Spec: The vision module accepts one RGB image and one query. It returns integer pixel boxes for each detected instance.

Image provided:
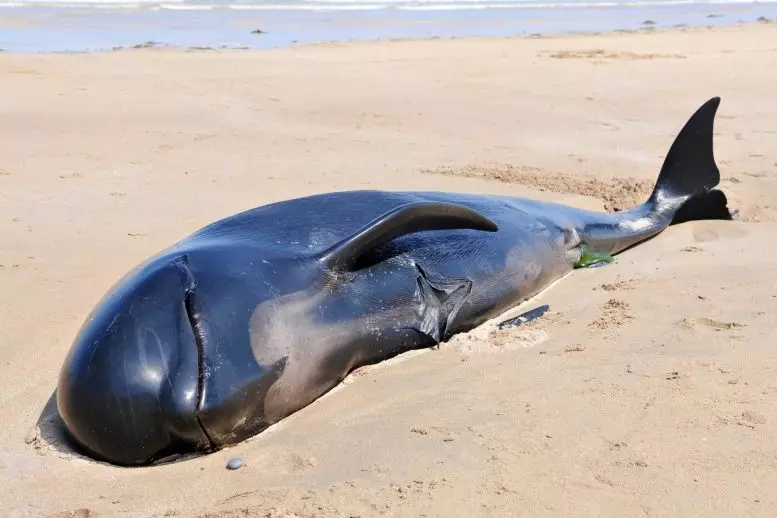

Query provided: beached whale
[55,97,732,466]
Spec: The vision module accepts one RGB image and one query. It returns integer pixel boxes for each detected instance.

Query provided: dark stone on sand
[497,304,551,330]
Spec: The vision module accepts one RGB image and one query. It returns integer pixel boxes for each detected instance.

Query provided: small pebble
[226,457,243,470]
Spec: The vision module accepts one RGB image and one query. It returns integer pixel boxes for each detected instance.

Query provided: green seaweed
[575,244,614,269]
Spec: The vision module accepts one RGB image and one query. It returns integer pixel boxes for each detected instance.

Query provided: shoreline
[0,1,775,53]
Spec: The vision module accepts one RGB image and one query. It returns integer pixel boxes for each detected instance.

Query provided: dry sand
[1,23,777,517]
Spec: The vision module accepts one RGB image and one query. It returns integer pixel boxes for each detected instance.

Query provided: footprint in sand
[694,317,746,330]
[691,220,748,242]
[593,279,639,292]
[674,317,746,332]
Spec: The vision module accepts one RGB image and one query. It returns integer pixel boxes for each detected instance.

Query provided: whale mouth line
[182,280,217,451]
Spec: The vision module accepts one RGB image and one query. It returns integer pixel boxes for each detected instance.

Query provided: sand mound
[423,165,655,212]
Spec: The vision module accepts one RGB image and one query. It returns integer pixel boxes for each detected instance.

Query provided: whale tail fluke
[646,96,733,223]
[579,97,734,256]
[668,187,733,224]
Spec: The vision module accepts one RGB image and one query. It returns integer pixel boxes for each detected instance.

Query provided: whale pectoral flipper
[318,201,498,272]
[412,263,473,344]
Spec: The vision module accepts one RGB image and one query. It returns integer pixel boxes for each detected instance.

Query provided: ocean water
[2,0,776,10]
[0,0,775,52]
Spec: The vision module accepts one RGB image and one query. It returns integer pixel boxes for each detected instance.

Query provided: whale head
[56,254,211,466]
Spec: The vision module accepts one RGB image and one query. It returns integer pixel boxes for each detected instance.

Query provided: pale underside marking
[234,267,575,450]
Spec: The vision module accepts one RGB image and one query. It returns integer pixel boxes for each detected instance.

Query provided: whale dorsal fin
[317,201,498,272]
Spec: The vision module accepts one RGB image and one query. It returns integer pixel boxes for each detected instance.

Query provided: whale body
[55,97,732,466]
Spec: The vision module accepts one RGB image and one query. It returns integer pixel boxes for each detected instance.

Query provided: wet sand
[0,3,775,53]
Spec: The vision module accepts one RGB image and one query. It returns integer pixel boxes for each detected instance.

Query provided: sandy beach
[1,22,777,517]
